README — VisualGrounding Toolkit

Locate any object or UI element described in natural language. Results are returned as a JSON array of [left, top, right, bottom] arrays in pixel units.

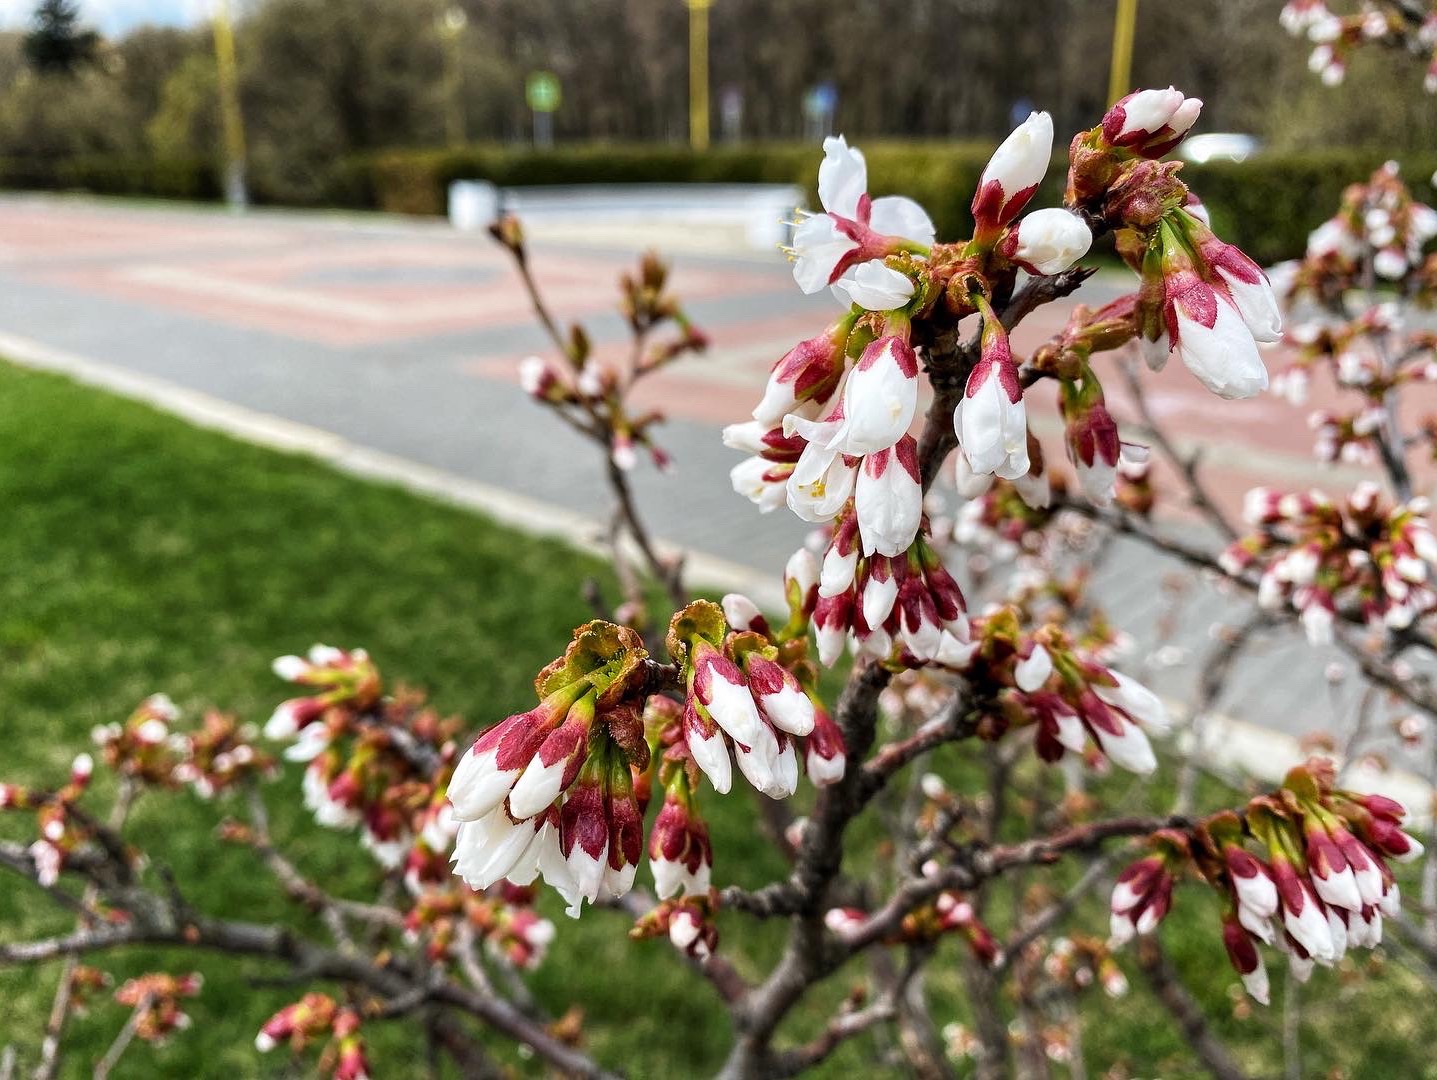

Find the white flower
[[1014, 645, 1052, 692], [1093, 672, 1170, 735], [820, 540, 859, 597], [790, 136, 934, 294], [784, 441, 857, 522], [1007, 208, 1093, 275], [954, 453, 995, 499], [1282, 883, 1335, 961], [730, 456, 788, 513], [1110, 87, 1201, 141], [1169, 283, 1269, 399], [1373, 248, 1408, 279], [448, 737, 521, 822], [1091, 717, 1157, 775], [861, 566, 899, 630], [955, 362, 1029, 479], [806, 743, 846, 786], [1214, 271, 1282, 344], [854, 439, 922, 556], [831, 261, 916, 311], [787, 336, 918, 459], [1241, 959, 1271, 1005]]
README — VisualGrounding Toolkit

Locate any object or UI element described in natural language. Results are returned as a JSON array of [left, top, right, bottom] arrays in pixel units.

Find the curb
[[0, 330, 787, 613]]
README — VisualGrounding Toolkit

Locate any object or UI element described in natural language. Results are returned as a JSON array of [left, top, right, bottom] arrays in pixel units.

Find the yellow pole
[[1107, 0, 1139, 105], [212, 0, 247, 208], [688, 0, 711, 150]]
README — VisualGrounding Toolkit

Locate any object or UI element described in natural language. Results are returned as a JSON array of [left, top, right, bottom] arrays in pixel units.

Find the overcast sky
[[0, 0, 212, 35]]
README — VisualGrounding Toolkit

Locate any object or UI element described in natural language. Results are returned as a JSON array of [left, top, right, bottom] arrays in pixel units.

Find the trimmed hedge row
[[358, 143, 1437, 266], [4, 144, 1436, 264], [0, 155, 223, 202]]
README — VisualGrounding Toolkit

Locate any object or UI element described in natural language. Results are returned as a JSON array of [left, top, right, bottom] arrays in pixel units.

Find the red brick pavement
[[5, 198, 1429, 521]]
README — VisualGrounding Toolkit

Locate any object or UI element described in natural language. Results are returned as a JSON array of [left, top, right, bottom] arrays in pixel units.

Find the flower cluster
[[447, 596, 842, 920], [824, 891, 1000, 966], [809, 518, 971, 668], [169, 710, 275, 797], [403, 881, 555, 971], [1222, 484, 1437, 642], [447, 621, 652, 916], [1039, 935, 1130, 999], [1068, 88, 1282, 399], [0, 752, 99, 886], [946, 607, 1171, 775], [256, 993, 369, 1080], [631, 890, 721, 960], [91, 693, 184, 785], [1277, 163, 1437, 297], [91, 693, 274, 797], [265, 645, 465, 877], [1111, 760, 1421, 1003], [114, 972, 203, 1043], [1266, 165, 1437, 468], [669, 598, 824, 798], [1280, 1, 1437, 91], [731, 88, 1278, 673], [516, 244, 707, 472]]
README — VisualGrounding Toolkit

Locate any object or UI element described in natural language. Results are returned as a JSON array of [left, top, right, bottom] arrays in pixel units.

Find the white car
[[1177, 133, 1262, 164]]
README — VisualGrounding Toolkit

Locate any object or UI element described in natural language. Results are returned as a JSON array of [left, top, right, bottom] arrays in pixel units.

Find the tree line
[[0, 0, 1432, 201]]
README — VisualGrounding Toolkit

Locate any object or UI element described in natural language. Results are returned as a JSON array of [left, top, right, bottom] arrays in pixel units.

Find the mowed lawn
[[0, 360, 1432, 1078]]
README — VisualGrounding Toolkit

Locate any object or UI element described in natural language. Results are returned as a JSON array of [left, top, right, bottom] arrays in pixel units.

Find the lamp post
[[1107, 0, 1140, 105], [440, 6, 468, 147], [212, 0, 247, 209], [686, 0, 712, 150]]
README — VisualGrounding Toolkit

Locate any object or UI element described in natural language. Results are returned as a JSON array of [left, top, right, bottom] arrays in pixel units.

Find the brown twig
[[92, 994, 152, 1080], [1136, 937, 1250, 1080]]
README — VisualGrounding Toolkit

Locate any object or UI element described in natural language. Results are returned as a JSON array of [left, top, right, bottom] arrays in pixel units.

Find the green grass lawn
[[0, 359, 1432, 1078]]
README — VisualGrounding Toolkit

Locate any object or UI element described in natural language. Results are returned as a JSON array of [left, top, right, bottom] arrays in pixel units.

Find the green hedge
[[4, 144, 1435, 264], [355, 143, 1437, 265], [0, 154, 223, 202]]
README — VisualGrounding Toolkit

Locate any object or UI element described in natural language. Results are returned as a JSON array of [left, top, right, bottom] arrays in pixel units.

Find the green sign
[[526, 71, 561, 114]]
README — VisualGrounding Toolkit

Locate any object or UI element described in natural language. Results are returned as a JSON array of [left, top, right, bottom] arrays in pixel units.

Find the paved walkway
[[0, 194, 1428, 789]]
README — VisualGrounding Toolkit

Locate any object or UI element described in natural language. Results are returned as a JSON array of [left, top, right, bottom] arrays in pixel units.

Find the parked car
[[1177, 132, 1263, 164]]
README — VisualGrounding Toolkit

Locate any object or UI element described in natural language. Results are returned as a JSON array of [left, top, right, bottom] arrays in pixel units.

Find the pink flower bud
[[805, 706, 847, 786], [956, 303, 1027, 479], [972, 111, 1053, 232]]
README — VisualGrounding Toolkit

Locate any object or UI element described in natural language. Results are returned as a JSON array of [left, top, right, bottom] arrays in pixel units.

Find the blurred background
[[0, 0, 1430, 208]]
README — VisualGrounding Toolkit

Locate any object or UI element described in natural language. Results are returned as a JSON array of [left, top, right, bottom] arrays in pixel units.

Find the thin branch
[[92, 995, 151, 1080], [1118, 355, 1236, 542], [1136, 937, 1250, 1080], [993, 855, 1115, 975]]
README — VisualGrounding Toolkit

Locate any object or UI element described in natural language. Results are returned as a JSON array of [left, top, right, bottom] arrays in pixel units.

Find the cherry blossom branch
[[244, 784, 404, 935], [1117, 355, 1237, 542], [0, 855, 617, 1080], [765, 952, 925, 1078], [844, 815, 1193, 955], [494, 218, 689, 613], [992, 855, 1115, 975], [36, 778, 137, 1080], [92, 993, 153, 1080]]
